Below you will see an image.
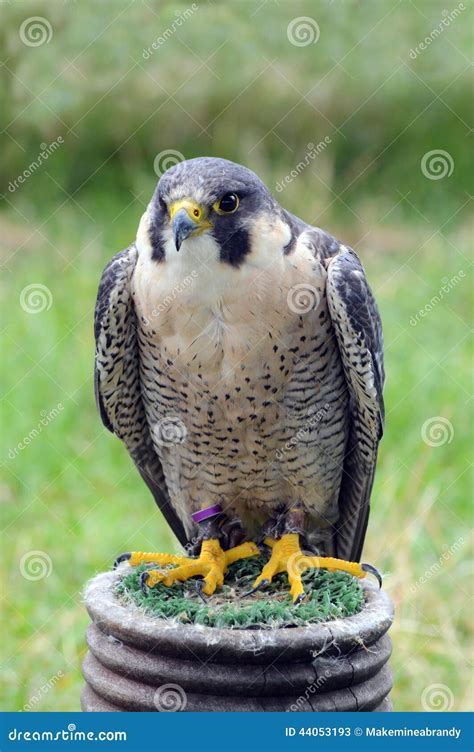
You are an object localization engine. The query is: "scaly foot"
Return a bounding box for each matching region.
[251,533,381,603]
[115,540,260,597]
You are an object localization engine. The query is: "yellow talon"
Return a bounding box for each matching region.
[129,539,260,596]
[253,533,372,603]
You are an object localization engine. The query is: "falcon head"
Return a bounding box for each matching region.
[137,157,293,268]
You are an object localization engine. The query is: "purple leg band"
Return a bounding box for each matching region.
[191,504,222,524]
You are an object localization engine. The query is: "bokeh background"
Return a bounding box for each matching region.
[1,0,472,712]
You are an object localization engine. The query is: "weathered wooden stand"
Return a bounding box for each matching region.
[81,570,394,712]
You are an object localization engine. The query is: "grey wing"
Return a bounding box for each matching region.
[325,245,384,561]
[94,245,188,547]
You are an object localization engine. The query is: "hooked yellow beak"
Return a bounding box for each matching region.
[169,199,211,251]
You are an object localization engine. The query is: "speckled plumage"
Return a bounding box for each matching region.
[94,158,384,561]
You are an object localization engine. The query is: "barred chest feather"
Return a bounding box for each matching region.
[130,235,348,533]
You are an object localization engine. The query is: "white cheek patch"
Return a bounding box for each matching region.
[247,214,292,267]
[135,210,153,257]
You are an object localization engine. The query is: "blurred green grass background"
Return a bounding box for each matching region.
[1,0,472,712]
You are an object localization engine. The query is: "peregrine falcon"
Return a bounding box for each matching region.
[95,157,384,602]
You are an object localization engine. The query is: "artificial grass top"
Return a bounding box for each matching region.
[115,554,364,629]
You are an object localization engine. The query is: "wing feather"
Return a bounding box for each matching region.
[325,244,384,561]
[94,245,188,547]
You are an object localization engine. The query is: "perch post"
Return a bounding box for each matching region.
[81,570,394,712]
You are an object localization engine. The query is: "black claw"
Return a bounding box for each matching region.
[361,563,382,588]
[294,593,306,606]
[139,571,150,596]
[114,552,131,569]
[243,579,269,598]
[195,580,208,604]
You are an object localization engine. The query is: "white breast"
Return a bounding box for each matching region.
[132,211,326,386]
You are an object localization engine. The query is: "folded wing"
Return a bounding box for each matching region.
[326,245,385,561]
[94,245,188,547]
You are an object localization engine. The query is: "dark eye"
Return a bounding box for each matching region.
[217,193,239,213]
